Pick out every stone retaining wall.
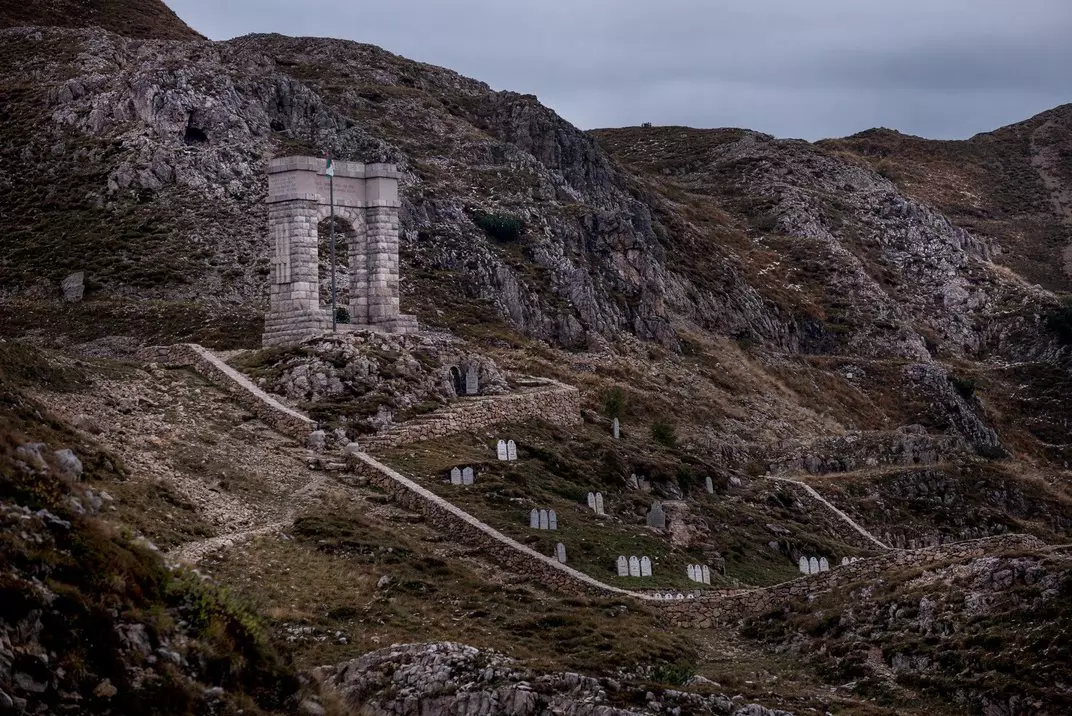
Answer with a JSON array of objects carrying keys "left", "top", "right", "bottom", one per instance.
[
  {"left": 658, "top": 533, "right": 1046, "bottom": 627},
  {"left": 138, "top": 343, "right": 315, "bottom": 440},
  {"left": 350, "top": 453, "right": 638, "bottom": 599},
  {"left": 362, "top": 381, "right": 582, "bottom": 451}
]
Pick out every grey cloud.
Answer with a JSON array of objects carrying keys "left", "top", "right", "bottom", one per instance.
[{"left": 168, "top": 0, "right": 1072, "bottom": 139}]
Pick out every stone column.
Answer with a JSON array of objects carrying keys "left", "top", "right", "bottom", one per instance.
[
  {"left": 263, "top": 198, "right": 327, "bottom": 346},
  {"left": 348, "top": 211, "right": 369, "bottom": 326},
  {"left": 365, "top": 203, "right": 400, "bottom": 327}
]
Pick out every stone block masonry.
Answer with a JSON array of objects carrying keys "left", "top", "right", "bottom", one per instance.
[
  {"left": 263, "top": 156, "right": 417, "bottom": 347},
  {"left": 362, "top": 379, "right": 582, "bottom": 451}
]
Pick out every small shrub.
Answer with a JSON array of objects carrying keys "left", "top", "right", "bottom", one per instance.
[
  {"left": 472, "top": 212, "right": 525, "bottom": 242},
  {"left": 335, "top": 306, "right": 351, "bottom": 324},
  {"left": 602, "top": 387, "right": 626, "bottom": 419},
  {"left": 951, "top": 376, "right": 977, "bottom": 400},
  {"left": 651, "top": 420, "right": 677, "bottom": 447},
  {"left": 650, "top": 659, "right": 696, "bottom": 686}
]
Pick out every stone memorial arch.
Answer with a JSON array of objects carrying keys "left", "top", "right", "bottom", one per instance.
[{"left": 263, "top": 156, "right": 418, "bottom": 347}]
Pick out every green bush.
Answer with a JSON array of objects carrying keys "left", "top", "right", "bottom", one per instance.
[
  {"left": 651, "top": 420, "right": 677, "bottom": 447},
  {"left": 473, "top": 212, "right": 525, "bottom": 242},
  {"left": 951, "top": 376, "right": 977, "bottom": 400},
  {"left": 602, "top": 387, "right": 626, "bottom": 419}
]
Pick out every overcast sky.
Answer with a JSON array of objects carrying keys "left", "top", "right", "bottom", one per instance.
[{"left": 168, "top": 0, "right": 1072, "bottom": 141}]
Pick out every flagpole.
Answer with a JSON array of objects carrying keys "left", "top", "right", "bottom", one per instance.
[{"left": 328, "top": 155, "right": 337, "bottom": 333}]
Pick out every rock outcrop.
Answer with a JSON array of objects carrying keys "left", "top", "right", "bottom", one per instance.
[{"left": 322, "top": 642, "right": 793, "bottom": 716}]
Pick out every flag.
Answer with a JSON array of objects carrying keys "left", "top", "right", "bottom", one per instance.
[{"left": 325, "top": 153, "right": 334, "bottom": 177}]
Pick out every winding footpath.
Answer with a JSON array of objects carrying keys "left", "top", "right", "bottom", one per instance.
[{"left": 764, "top": 475, "right": 893, "bottom": 550}]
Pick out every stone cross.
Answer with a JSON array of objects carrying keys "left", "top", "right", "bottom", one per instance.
[
  {"left": 799, "top": 557, "right": 809, "bottom": 574},
  {"left": 465, "top": 365, "right": 479, "bottom": 395},
  {"left": 640, "top": 556, "right": 652, "bottom": 577},
  {"left": 539, "top": 509, "right": 549, "bottom": 530},
  {"left": 462, "top": 466, "right": 474, "bottom": 485},
  {"left": 530, "top": 509, "right": 540, "bottom": 529},
  {"left": 701, "top": 565, "right": 711, "bottom": 585},
  {"left": 548, "top": 510, "right": 558, "bottom": 530},
  {"left": 587, "top": 492, "right": 596, "bottom": 510},
  {"left": 497, "top": 440, "right": 508, "bottom": 461},
  {"left": 628, "top": 556, "right": 641, "bottom": 577},
  {"left": 819, "top": 557, "right": 830, "bottom": 572},
  {"left": 450, "top": 467, "right": 462, "bottom": 485},
  {"left": 612, "top": 418, "right": 620, "bottom": 439},
  {"left": 507, "top": 440, "right": 518, "bottom": 461},
  {"left": 646, "top": 502, "right": 666, "bottom": 529},
  {"left": 705, "top": 476, "right": 714, "bottom": 494},
  {"left": 594, "top": 492, "right": 604, "bottom": 516},
  {"left": 617, "top": 556, "right": 628, "bottom": 576},
  {"left": 809, "top": 557, "right": 820, "bottom": 575},
  {"left": 555, "top": 543, "right": 566, "bottom": 564}
]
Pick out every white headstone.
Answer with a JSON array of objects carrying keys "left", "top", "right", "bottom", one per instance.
[
  {"left": 612, "top": 417, "right": 620, "bottom": 439},
  {"left": 530, "top": 509, "right": 540, "bottom": 528},
  {"left": 617, "top": 556, "right": 628, "bottom": 576},
  {"left": 587, "top": 492, "right": 596, "bottom": 509},
  {"left": 676, "top": 593, "right": 685, "bottom": 600},
  {"left": 450, "top": 467, "right": 462, "bottom": 485},
  {"left": 809, "top": 557, "right": 820, "bottom": 575},
  {"left": 819, "top": 557, "right": 830, "bottom": 572},
  {"left": 628, "top": 473, "right": 639, "bottom": 489},
  {"left": 549, "top": 510, "right": 558, "bottom": 530},
  {"left": 841, "top": 557, "right": 849, "bottom": 566},
  {"left": 640, "top": 556, "right": 652, "bottom": 577},
  {"left": 507, "top": 440, "right": 518, "bottom": 461},
  {"left": 594, "top": 492, "right": 604, "bottom": 516},
  {"left": 646, "top": 502, "right": 666, "bottom": 529},
  {"left": 701, "top": 565, "right": 711, "bottom": 585},
  {"left": 555, "top": 543, "right": 566, "bottom": 564},
  {"left": 687, "top": 565, "right": 697, "bottom": 581},
  {"left": 497, "top": 440, "right": 508, "bottom": 461},
  {"left": 465, "top": 365, "right": 479, "bottom": 395},
  {"left": 705, "top": 476, "right": 714, "bottom": 494},
  {"left": 462, "top": 466, "right": 475, "bottom": 485},
  {"left": 628, "top": 556, "right": 641, "bottom": 577},
  {"left": 539, "top": 509, "right": 549, "bottom": 530},
  {"left": 799, "top": 557, "right": 809, "bottom": 574}
]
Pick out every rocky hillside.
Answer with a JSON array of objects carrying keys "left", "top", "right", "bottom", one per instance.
[
  {"left": 821, "top": 105, "right": 1072, "bottom": 294},
  {"left": 2, "top": 1, "right": 1072, "bottom": 714},
  {"left": 0, "top": 0, "right": 200, "bottom": 40}
]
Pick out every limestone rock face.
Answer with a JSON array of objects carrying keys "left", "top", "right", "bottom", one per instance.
[{"left": 323, "top": 642, "right": 793, "bottom": 716}]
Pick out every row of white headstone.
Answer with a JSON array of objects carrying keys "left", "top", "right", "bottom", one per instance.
[
  {"left": 496, "top": 440, "right": 518, "bottom": 461},
  {"left": 448, "top": 466, "right": 475, "bottom": 485},
  {"left": 841, "top": 556, "right": 861, "bottom": 566},
  {"left": 617, "top": 555, "right": 652, "bottom": 577},
  {"left": 686, "top": 564, "right": 712, "bottom": 584},
  {"left": 651, "top": 592, "right": 693, "bottom": 601},
  {"left": 798, "top": 556, "right": 830, "bottom": 575},
  {"left": 586, "top": 492, "right": 605, "bottom": 515},
  {"left": 529, "top": 508, "right": 558, "bottom": 530}
]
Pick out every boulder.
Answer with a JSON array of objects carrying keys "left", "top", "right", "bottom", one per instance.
[
  {"left": 54, "top": 449, "right": 83, "bottom": 480},
  {"left": 61, "top": 272, "right": 85, "bottom": 302}
]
